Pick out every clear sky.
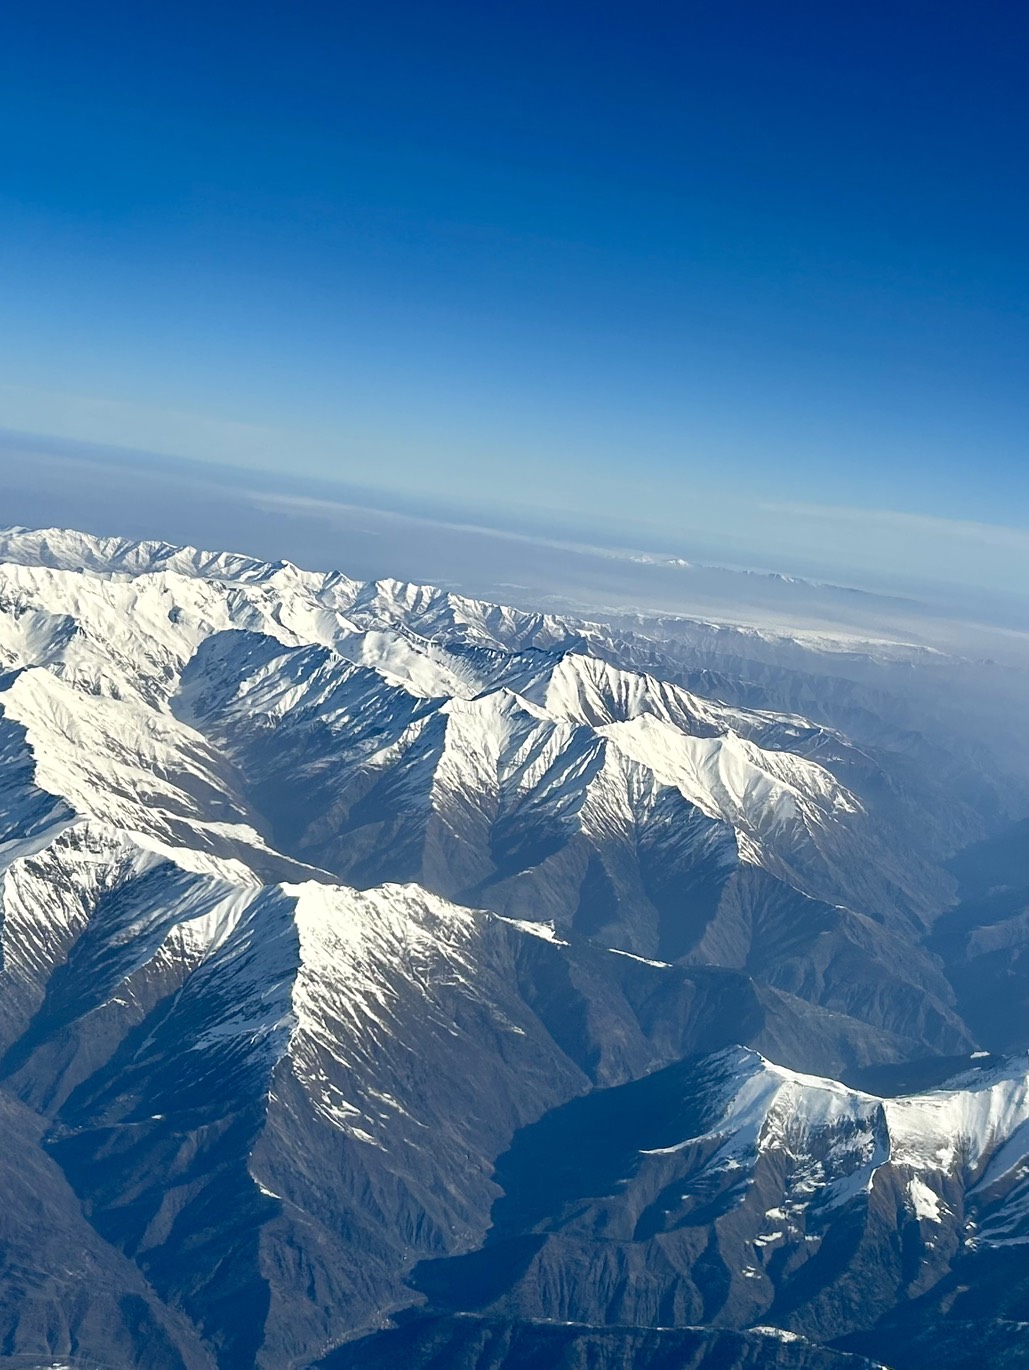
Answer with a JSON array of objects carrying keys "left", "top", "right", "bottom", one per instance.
[{"left": 1, "top": 1, "right": 1027, "bottom": 593}]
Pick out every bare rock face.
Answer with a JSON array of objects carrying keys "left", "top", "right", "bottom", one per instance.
[
  {"left": 0, "top": 526, "right": 1025, "bottom": 1370},
  {"left": 321, "top": 1314, "right": 889, "bottom": 1370},
  {"left": 0, "top": 1087, "right": 215, "bottom": 1370}
]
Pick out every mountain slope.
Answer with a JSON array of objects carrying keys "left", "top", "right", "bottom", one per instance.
[
  {"left": 0, "top": 526, "right": 1024, "bottom": 1370},
  {"left": 404, "top": 1048, "right": 1029, "bottom": 1352}
]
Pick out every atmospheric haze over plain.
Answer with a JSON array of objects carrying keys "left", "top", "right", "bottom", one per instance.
[{"left": 2, "top": 430, "right": 1027, "bottom": 656}]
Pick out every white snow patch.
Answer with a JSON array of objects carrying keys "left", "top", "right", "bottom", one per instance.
[
  {"left": 604, "top": 946, "right": 672, "bottom": 968},
  {"left": 907, "top": 1176, "right": 943, "bottom": 1222},
  {"left": 496, "top": 916, "right": 569, "bottom": 945}
]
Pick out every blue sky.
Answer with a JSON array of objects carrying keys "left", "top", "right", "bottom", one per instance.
[{"left": 1, "top": 1, "right": 1027, "bottom": 592}]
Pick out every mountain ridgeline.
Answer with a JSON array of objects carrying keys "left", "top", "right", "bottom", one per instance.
[{"left": 0, "top": 526, "right": 1025, "bottom": 1370}]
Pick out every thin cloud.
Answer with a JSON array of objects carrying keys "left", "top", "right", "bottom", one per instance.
[
  {"left": 761, "top": 501, "right": 1029, "bottom": 551},
  {"left": 245, "top": 488, "right": 690, "bottom": 566}
]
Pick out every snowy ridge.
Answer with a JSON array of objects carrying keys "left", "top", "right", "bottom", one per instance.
[
  {"left": 645, "top": 1046, "right": 1029, "bottom": 1239},
  {"left": 0, "top": 527, "right": 918, "bottom": 928},
  {"left": 0, "top": 525, "right": 1024, "bottom": 1367},
  {"left": 0, "top": 812, "right": 576, "bottom": 1149}
]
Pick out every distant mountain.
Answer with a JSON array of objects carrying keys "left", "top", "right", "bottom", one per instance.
[{"left": 0, "top": 526, "right": 1025, "bottom": 1369}]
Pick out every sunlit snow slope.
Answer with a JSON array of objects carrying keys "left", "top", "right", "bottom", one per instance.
[{"left": 0, "top": 526, "right": 1025, "bottom": 1370}]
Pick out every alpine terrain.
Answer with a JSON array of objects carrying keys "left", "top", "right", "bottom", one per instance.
[{"left": 0, "top": 524, "right": 1026, "bottom": 1370}]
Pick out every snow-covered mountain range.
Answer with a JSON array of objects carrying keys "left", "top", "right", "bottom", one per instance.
[{"left": 0, "top": 526, "right": 1026, "bottom": 1370}]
